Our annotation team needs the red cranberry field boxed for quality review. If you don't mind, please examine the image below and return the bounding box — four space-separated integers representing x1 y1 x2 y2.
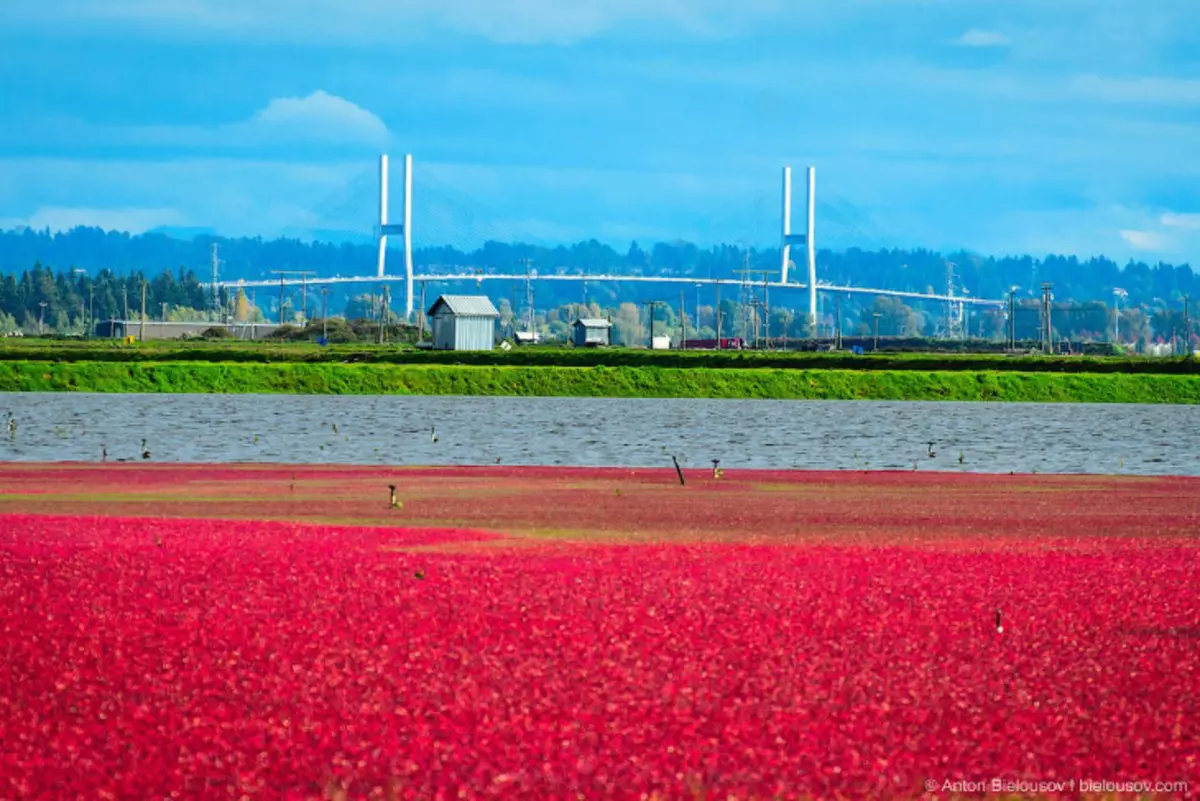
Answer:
1 464 1198 799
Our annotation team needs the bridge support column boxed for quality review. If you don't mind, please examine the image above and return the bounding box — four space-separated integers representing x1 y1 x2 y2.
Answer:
806 166 816 333
404 154 413 319
781 164 817 333
378 153 415 319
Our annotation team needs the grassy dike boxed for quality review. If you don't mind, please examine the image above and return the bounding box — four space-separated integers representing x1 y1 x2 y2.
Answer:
1 360 1199 403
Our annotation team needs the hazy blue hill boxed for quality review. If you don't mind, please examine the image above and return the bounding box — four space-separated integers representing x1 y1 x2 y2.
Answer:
146 226 219 240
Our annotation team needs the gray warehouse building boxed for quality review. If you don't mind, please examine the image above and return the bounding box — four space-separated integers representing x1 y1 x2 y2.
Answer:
571 318 612 347
428 295 500 351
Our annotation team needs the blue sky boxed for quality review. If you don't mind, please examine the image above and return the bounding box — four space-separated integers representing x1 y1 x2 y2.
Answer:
1 0 1199 264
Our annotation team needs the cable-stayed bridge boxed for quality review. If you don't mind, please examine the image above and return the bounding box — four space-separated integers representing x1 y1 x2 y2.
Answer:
215 154 1007 323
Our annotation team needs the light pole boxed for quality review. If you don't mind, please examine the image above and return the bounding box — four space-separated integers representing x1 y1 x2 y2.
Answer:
1113 288 1127 345
872 312 882 351
73 268 88 335
38 302 47 335
1181 293 1190 356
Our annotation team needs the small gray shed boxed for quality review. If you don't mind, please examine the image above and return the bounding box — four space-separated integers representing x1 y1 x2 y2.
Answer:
427 295 500 351
572 317 612 347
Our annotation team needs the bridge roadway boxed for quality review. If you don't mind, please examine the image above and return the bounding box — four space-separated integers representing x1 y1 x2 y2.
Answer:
213 271 1006 308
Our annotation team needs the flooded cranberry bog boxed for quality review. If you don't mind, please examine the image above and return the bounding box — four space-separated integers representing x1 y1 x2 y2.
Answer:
1 464 1198 799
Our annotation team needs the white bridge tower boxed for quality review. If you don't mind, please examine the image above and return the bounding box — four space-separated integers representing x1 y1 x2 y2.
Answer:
781 165 817 331
377 154 414 317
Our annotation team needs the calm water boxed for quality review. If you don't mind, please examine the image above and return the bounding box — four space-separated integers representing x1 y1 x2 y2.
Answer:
0 393 1197 476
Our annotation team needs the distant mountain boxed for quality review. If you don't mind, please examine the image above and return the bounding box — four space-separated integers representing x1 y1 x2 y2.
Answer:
146 226 219 240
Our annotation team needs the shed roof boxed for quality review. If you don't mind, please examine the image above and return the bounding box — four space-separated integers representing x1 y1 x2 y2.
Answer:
427 295 500 317
573 317 612 328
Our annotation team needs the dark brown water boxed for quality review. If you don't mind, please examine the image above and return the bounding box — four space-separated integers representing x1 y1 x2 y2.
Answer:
1 393 1197 476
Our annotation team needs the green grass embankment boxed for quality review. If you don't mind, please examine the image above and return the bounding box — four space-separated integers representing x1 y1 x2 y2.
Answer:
3 339 1200 374
2 360 1198 403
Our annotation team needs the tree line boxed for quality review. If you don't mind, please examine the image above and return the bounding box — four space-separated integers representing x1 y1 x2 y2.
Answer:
1 225 1196 309
0 226 1195 350
0 263 210 334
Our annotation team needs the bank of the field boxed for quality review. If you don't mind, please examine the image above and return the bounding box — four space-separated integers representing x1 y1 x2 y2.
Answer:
2 360 1198 403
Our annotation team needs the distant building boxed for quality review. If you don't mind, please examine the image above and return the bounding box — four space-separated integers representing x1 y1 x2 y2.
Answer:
94 320 283 341
427 295 500 351
650 336 671 350
513 331 541 346
571 318 612 347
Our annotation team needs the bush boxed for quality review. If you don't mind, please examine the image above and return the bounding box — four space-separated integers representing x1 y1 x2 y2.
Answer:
201 326 234 340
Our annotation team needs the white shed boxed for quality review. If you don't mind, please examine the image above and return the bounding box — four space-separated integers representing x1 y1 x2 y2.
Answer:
571 318 612 347
427 295 500 351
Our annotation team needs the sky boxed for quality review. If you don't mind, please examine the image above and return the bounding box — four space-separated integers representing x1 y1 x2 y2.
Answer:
1 0 1199 265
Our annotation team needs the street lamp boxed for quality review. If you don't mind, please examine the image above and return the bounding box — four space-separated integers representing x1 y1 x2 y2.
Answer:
1113 288 1127 344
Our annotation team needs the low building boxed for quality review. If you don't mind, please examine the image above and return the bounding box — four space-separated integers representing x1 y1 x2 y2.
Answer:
513 331 541 346
94 320 283 341
650 335 671 350
571 318 612 347
427 295 500 351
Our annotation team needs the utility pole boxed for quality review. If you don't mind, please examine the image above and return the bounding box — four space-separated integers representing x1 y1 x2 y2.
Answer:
715 285 722 347
418 280 427 343
873 312 881 352
88 283 94 338
1041 282 1054 354
269 270 315 326
161 302 167 322
301 273 308 327
210 243 221 319
38 301 47 335
321 286 329 341
379 285 389 345
834 293 842 350
139 280 147 342
763 274 770 350
648 300 656 346
680 290 687 349
517 258 536 338
1112 288 1127 346
1008 288 1017 350
1184 293 1192 355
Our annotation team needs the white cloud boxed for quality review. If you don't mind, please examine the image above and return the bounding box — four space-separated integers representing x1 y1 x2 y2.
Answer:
1119 229 1169 251
17 206 188 234
952 29 1010 48
1161 212 1200 230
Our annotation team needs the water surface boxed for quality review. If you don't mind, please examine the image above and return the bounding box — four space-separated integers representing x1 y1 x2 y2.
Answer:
2 393 1196 476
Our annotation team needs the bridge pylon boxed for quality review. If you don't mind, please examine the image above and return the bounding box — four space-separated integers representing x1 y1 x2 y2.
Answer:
378 154 414 317
781 165 816 331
